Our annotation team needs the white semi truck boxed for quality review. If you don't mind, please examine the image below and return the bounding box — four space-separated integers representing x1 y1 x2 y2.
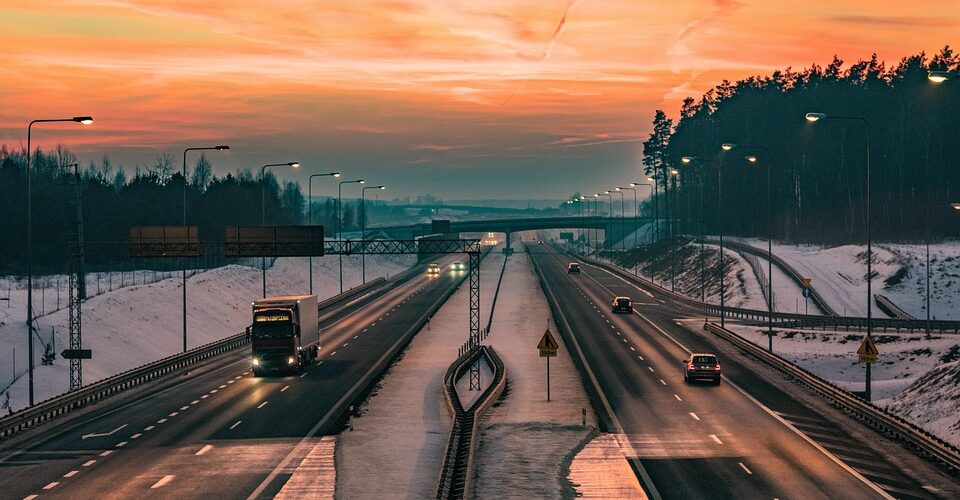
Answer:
249 295 319 376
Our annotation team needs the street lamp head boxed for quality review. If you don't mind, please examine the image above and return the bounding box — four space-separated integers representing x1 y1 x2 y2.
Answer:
952 203 960 211
805 112 826 122
681 156 693 164
721 143 736 151
378 185 386 190
745 155 758 163
578 196 586 200
614 187 622 191
359 179 366 184
928 71 955 84
670 169 679 176
594 193 600 198
287 162 301 168
73 116 94 125
215 145 230 150
332 172 342 177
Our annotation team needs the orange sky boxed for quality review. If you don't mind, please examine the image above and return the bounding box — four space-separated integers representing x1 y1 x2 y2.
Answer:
1 0 957 198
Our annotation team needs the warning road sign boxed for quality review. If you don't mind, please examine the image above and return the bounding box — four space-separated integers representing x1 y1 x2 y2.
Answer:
538 329 558 357
802 277 812 287
857 335 879 364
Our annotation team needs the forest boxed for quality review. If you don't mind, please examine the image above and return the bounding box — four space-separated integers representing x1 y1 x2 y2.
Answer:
0 147 379 274
641 46 960 244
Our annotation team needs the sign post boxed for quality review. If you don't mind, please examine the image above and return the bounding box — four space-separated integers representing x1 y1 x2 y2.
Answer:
857 335 879 401
538 329 559 401
801 278 812 315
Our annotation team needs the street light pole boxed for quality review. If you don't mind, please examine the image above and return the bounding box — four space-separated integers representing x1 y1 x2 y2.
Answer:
260 161 301 298
598 192 613 252
806 111 872 399
612 188 625 250
338 179 366 293
25 116 93 406
361 185 386 283
181 145 228 352
683 156 724 324
308 172 341 295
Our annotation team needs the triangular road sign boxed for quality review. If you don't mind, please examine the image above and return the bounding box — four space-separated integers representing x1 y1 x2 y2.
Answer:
538 329 559 350
857 335 879 356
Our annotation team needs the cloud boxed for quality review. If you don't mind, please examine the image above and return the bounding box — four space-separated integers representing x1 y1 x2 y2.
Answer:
829 14 957 27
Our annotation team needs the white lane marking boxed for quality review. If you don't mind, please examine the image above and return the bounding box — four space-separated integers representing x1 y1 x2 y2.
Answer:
80 423 128 440
196 445 213 456
689 412 701 421
342 342 349 347
281 385 289 392
24 495 39 500
99 450 113 457
605 319 610 323
362 329 368 333
151 475 175 489
130 433 142 439
622 338 627 343
710 434 723 445
243 371 249 375
659 379 667 386
227 380 235 384
230 420 242 430
180 406 189 411
353 335 358 339
115 441 127 448
43 482 59 490
191 400 200 405
82 460 96 467
169 412 179 417
234 375 242 380
257 402 268 409
331 351 337 356
738 462 753 475
63 470 79 478
675 321 684 326
674 394 682 401
144 425 155 431
300 372 308 378
630 347 635 351
210 389 218 393
201 394 209 399
638 355 644 361
648 366 654 372
218 384 227 389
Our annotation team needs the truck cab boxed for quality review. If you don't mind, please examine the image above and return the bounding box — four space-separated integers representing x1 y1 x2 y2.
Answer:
251 295 319 376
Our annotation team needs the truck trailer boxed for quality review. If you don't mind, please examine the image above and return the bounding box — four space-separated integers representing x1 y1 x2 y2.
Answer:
249 295 319 376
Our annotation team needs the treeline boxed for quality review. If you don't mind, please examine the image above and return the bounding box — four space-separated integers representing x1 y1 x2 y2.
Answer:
0 146 377 274
642 46 960 244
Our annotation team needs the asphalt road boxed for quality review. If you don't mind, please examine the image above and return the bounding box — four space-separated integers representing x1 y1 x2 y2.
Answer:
0 256 470 500
529 244 936 500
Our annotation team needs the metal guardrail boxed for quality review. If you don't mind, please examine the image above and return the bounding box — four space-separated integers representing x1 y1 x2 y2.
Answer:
874 294 915 320
698 238 838 316
436 345 506 500
0 332 249 440
703 322 960 473
563 246 960 333
317 277 386 311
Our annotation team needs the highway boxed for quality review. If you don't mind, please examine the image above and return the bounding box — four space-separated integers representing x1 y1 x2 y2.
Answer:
0 256 469 499
528 243 936 500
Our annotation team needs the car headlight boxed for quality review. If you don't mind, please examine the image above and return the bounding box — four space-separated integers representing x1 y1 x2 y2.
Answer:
287 356 296 365
252 358 260 366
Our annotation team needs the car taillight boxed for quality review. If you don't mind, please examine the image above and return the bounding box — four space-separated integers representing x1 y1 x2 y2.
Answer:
714 364 721 370
687 363 695 370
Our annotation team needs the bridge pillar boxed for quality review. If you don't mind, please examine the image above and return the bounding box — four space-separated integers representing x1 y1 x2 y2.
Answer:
503 228 514 254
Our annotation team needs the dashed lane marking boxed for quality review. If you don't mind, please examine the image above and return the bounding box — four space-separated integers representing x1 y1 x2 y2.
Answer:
227 380 235 384
180 406 189 411
82 460 96 467
674 394 682 401
218 384 227 389
157 418 168 424
738 462 753 475
257 402 268 409
130 433 142 439
331 351 337 356
630 347 635 351
99 451 112 457
24 495 39 500
210 389 218 393
343 342 349 347
151 475 175 489
195 445 213 456
144 426 155 431
648 367 655 372
710 434 723 445
689 412 701 421
191 400 200 405
229 421 242 430
169 412 179 417
42 482 59 490
659 379 667 386
115 441 127 448
63 470 79 478
281 385 289 392
300 372 308 378
201 394 209 399
234 375 242 380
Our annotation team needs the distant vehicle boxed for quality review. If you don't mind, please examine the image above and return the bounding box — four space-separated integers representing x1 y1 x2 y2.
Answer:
567 263 581 274
683 353 722 385
611 296 632 313
538 240 544 245
451 261 465 271
250 295 319 376
427 263 441 275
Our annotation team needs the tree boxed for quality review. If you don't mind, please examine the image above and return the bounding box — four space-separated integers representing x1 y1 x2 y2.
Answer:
191 153 213 191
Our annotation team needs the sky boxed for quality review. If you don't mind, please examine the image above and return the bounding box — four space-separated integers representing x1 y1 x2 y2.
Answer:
1 0 957 201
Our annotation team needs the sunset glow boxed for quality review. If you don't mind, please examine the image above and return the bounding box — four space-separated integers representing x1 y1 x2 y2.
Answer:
1 0 956 197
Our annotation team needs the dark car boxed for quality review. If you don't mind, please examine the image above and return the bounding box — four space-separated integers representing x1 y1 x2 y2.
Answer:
567 263 581 274
611 296 632 313
683 353 722 385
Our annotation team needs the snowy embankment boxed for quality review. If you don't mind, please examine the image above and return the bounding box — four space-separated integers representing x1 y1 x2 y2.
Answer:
0 254 414 413
335 247 504 499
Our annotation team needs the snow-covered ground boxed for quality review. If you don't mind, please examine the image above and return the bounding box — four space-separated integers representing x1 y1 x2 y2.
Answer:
725 323 960 447
335 248 503 499
0 253 414 413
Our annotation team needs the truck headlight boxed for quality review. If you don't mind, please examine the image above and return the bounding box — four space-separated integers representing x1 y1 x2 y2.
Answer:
287 356 295 365
252 358 260 367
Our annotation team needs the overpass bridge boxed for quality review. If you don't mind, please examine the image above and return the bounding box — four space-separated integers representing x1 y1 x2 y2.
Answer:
369 215 657 249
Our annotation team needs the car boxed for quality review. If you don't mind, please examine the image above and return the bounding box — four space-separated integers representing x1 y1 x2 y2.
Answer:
451 261 465 271
426 263 441 275
611 296 632 313
683 353 722 385
567 263 581 274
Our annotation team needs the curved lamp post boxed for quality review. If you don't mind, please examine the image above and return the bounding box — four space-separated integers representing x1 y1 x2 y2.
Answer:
26 116 93 405
682 155 726 325
338 179 365 293
361 185 386 283
260 161 301 297
308 172 341 294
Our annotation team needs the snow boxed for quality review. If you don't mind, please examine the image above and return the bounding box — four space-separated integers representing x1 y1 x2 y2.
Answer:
335 248 503 499
723 323 960 447
0 253 414 413
568 433 647 499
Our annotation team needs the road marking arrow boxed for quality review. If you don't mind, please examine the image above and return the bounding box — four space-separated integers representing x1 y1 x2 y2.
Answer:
81 424 127 440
